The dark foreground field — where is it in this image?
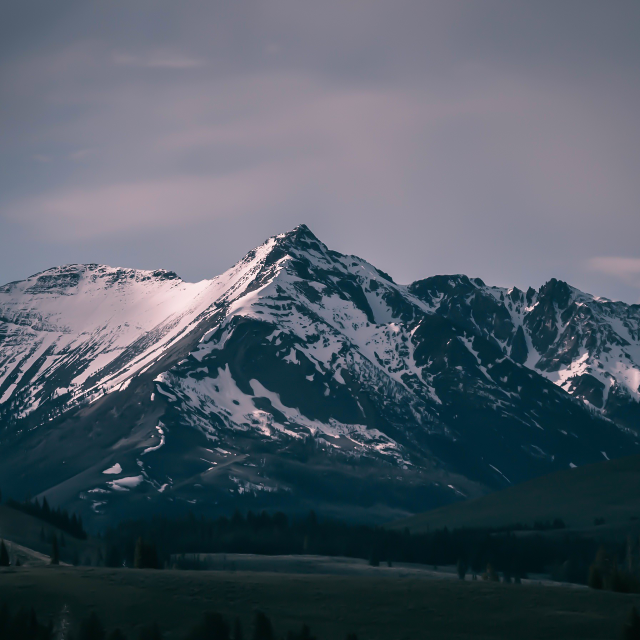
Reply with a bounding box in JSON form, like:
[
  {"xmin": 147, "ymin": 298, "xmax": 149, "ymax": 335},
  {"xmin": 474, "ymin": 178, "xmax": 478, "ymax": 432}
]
[{"xmin": 1, "ymin": 565, "xmax": 638, "ymax": 640}]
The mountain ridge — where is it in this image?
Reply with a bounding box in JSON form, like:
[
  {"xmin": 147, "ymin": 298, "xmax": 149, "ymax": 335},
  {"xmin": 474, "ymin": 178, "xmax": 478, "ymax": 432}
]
[{"xmin": 0, "ymin": 224, "xmax": 638, "ymax": 525}]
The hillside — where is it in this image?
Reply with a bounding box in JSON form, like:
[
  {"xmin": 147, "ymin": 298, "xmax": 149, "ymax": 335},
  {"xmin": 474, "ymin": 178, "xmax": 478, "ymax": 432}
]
[
  {"xmin": 391, "ymin": 453, "xmax": 640, "ymax": 535},
  {"xmin": 0, "ymin": 503, "xmax": 97, "ymax": 565}
]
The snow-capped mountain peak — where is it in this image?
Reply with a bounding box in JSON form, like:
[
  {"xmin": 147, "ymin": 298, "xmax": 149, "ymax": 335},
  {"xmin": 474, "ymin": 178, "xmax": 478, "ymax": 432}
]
[{"xmin": 1, "ymin": 225, "xmax": 639, "ymax": 523}]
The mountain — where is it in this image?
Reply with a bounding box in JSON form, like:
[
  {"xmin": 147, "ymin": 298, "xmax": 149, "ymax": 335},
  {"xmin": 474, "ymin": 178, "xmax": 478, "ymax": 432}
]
[
  {"xmin": 0, "ymin": 225, "xmax": 638, "ymax": 526},
  {"xmin": 409, "ymin": 274, "xmax": 640, "ymax": 430}
]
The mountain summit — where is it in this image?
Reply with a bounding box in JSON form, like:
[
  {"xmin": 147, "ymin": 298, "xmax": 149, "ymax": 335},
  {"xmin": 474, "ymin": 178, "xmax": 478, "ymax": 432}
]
[{"xmin": 0, "ymin": 226, "xmax": 638, "ymax": 524}]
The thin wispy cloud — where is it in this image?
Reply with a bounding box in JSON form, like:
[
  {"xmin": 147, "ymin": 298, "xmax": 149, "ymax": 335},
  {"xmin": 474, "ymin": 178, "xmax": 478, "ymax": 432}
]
[
  {"xmin": 69, "ymin": 148, "xmax": 96, "ymax": 161},
  {"xmin": 4, "ymin": 164, "xmax": 312, "ymax": 240},
  {"xmin": 112, "ymin": 51, "xmax": 205, "ymax": 69},
  {"xmin": 586, "ymin": 257, "xmax": 640, "ymax": 288},
  {"xmin": 0, "ymin": 1, "xmax": 639, "ymax": 300}
]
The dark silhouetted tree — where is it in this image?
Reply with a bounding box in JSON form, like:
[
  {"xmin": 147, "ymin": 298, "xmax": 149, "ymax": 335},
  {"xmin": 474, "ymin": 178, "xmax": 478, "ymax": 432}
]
[
  {"xmin": 78, "ymin": 612, "xmax": 105, "ymax": 640},
  {"xmin": 185, "ymin": 612, "xmax": 229, "ymax": 640},
  {"xmin": 9, "ymin": 608, "xmax": 31, "ymax": 640},
  {"xmin": 233, "ymin": 617, "xmax": 244, "ymax": 640},
  {"xmin": 588, "ymin": 564, "xmax": 603, "ymax": 589},
  {"xmin": 253, "ymin": 612, "xmax": 274, "ymax": 640},
  {"xmin": 134, "ymin": 538, "xmax": 158, "ymax": 569},
  {"xmin": 105, "ymin": 545, "xmax": 121, "ymax": 568},
  {"xmin": 50, "ymin": 535, "xmax": 60, "ymax": 565},
  {"xmin": 5, "ymin": 496, "xmax": 86, "ymax": 539},
  {"xmin": 138, "ymin": 622, "xmax": 163, "ymax": 640},
  {"xmin": 0, "ymin": 603, "xmax": 9, "ymax": 634},
  {"xmin": 286, "ymin": 624, "xmax": 316, "ymax": 640},
  {"xmin": 622, "ymin": 606, "xmax": 640, "ymax": 640},
  {"xmin": 456, "ymin": 558, "xmax": 467, "ymax": 580},
  {"xmin": 0, "ymin": 540, "xmax": 10, "ymax": 567}
]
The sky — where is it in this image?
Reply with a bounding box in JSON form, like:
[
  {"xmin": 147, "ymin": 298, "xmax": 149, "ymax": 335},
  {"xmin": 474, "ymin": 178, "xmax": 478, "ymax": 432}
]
[{"xmin": 1, "ymin": 1, "xmax": 639, "ymax": 302}]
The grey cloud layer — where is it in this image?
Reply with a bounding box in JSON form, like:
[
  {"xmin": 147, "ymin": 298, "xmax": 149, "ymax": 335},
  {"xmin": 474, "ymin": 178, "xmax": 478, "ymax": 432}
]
[{"xmin": 1, "ymin": 1, "xmax": 639, "ymax": 301}]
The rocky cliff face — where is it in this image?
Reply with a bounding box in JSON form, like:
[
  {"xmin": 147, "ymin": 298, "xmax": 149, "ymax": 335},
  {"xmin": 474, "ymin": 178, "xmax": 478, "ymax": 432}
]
[
  {"xmin": 409, "ymin": 273, "xmax": 640, "ymax": 427},
  {"xmin": 0, "ymin": 225, "xmax": 638, "ymax": 525}
]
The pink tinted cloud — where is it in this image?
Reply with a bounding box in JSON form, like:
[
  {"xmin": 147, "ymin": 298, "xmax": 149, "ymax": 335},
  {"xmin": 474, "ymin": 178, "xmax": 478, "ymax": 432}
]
[
  {"xmin": 587, "ymin": 257, "xmax": 640, "ymax": 288},
  {"xmin": 4, "ymin": 164, "xmax": 312, "ymax": 241}
]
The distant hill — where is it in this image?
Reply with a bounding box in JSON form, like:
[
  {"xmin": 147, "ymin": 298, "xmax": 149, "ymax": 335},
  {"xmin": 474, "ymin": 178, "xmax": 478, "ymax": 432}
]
[
  {"xmin": 390, "ymin": 453, "xmax": 640, "ymax": 535},
  {"xmin": 0, "ymin": 503, "xmax": 96, "ymax": 565}
]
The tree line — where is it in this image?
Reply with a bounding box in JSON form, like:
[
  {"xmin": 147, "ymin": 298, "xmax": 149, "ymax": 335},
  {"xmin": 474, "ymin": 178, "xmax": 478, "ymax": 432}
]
[
  {"xmin": 4, "ymin": 599, "xmax": 640, "ymax": 640},
  {"xmin": 102, "ymin": 509, "xmax": 606, "ymax": 582},
  {"xmin": 5, "ymin": 496, "xmax": 87, "ymax": 540},
  {"xmin": 0, "ymin": 603, "xmax": 53, "ymax": 640},
  {"xmin": 0, "ymin": 604, "xmax": 357, "ymax": 640}
]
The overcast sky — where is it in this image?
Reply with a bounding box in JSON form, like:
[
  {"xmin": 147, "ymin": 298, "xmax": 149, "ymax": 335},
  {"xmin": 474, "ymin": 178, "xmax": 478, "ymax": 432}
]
[{"xmin": 1, "ymin": 1, "xmax": 639, "ymax": 302}]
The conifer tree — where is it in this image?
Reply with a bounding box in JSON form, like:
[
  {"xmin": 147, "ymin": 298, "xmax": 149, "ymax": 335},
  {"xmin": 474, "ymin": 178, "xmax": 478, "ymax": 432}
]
[
  {"xmin": 50, "ymin": 534, "xmax": 60, "ymax": 565},
  {"xmin": 138, "ymin": 622, "xmax": 163, "ymax": 640},
  {"xmin": 134, "ymin": 537, "xmax": 143, "ymax": 568},
  {"xmin": 134, "ymin": 538, "xmax": 158, "ymax": 569},
  {"xmin": 0, "ymin": 540, "xmax": 10, "ymax": 567},
  {"xmin": 253, "ymin": 612, "xmax": 274, "ymax": 640},
  {"xmin": 78, "ymin": 612, "xmax": 105, "ymax": 640},
  {"xmin": 0, "ymin": 603, "xmax": 9, "ymax": 634},
  {"xmin": 622, "ymin": 606, "xmax": 640, "ymax": 640},
  {"xmin": 286, "ymin": 624, "xmax": 316, "ymax": 640},
  {"xmin": 10, "ymin": 608, "xmax": 30, "ymax": 639},
  {"xmin": 185, "ymin": 612, "xmax": 229, "ymax": 640},
  {"xmin": 234, "ymin": 617, "xmax": 244, "ymax": 640}
]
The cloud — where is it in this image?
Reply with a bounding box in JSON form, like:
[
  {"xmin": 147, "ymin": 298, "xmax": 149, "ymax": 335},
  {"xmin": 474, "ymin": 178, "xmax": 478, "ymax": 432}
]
[
  {"xmin": 586, "ymin": 257, "xmax": 640, "ymax": 288},
  {"xmin": 1, "ymin": 1, "xmax": 640, "ymax": 301},
  {"xmin": 69, "ymin": 148, "xmax": 96, "ymax": 161},
  {"xmin": 112, "ymin": 51, "xmax": 205, "ymax": 69},
  {"xmin": 2, "ymin": 72, "xmax": 444, "ymax": 240},
  {"xmin": 4, "ymin": 66, "xmax": 638, "ymax": 280},
  {"xmin": 3, "ymin": 163, "xmax": 314, "ymax": 241}
]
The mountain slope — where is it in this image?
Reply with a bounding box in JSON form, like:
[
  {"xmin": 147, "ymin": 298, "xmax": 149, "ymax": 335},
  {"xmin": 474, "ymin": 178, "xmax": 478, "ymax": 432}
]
[
  {"xmin": 409, "ymin": 274, "xmax": 640, "ymax": 429},
  {"xmin": 0, "ymin": 238, "xmax": 282, "ymax": 425},
  {"xmin": 390, "ymin": 453, "xmax": 640, "ymax": 534},
  {"xmin": 0, "ymin": 225, "xmax": 638, "ymax": 525}
]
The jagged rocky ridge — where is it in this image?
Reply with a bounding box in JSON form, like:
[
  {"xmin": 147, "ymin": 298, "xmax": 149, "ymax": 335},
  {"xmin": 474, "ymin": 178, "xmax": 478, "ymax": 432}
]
[{"xmin": 0, "ymin": 225, "xmax": 638, "ymax": 524}]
